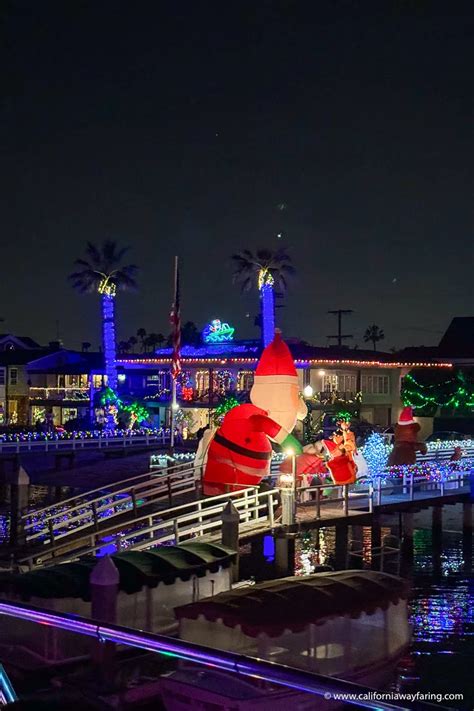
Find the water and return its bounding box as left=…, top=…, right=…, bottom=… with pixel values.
left=288, top=515, right=474, bottom=709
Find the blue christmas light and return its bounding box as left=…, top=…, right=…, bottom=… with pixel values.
left=102, top=292, right=117, bottom=390
left=260, top=283, right=275, bottom=347
left=362, top=432, right=390, bottom=478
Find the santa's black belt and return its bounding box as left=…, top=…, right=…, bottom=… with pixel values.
left=213, top=432, right=272, bottom=461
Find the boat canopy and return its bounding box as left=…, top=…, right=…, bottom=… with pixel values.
left=175, top=570, right=409, bottom=637
left=0, top=542, right=236, bottom=601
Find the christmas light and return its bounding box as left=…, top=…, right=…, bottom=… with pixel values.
left=362, top=432, right=390, bottom=478
left=202, top=319, right=235, bottom=343
left=117, top=356, right=452, bottom=368
left=260, top=284, right=275, bottom=348
left=98, top=278, right=117, bottom=297
left=102, top=292, right=117, bottom=392
left=402, top=370, right=474, bottom=414
left=212, top=396, right=240, bottom=425
left=257, top=268, right=275, bottom=290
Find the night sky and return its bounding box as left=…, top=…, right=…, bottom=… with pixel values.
left=1, top=1, right=472, bottom=351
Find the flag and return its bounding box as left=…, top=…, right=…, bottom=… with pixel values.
left=170, top=259, right=181, bottom=379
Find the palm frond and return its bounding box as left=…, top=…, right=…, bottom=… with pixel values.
left=70, top=241, right=138, bottom=294
left=85, top=242, right=101, bottom=266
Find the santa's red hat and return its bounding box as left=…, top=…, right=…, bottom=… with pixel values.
left=254, top=329, right=297, bottom=385
left=398, top=406, right=415, bottom=425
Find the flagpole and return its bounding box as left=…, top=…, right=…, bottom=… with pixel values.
left=170, top=255, right=178, bottom=454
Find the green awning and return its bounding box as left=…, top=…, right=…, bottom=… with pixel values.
left=0, top=542, right=236, bottom=601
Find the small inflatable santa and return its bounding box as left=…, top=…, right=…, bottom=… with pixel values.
left=388, top=406, right=427, bottom=466
left=203, top=329, right=307, bottom=495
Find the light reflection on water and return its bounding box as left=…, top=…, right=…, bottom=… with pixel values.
left=294, top=523, right=473, bottom=709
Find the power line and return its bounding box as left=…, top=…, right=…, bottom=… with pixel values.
left=327, top=309, right=353, bottom=347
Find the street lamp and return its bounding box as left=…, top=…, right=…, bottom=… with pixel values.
left=302, top=385, right=314, bottom=444
left=279, top=447, right=297, bottom=525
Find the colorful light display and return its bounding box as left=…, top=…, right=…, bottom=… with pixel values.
left=202, top=319, right=235, bottom=343
left=102, top=292, right=118, bottom=393
left=118, top=356, right=453, bottom=368
left=362, top=432, right=389, bottom=478
left=402, top=370, right=474, bottom=414
left=212, top=396, right=240, bottom=425
left=260, top=283, right=275, bottom=348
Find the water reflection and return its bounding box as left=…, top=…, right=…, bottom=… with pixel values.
left=292, top=522, right=473, bottom=709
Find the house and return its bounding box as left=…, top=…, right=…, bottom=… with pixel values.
left=0, top=334, right=42, bottom=352
left=0, top=335, right=54, bottom=425
left=26, top=350, right=105, bottom=426
left=116, top=336, right=452, bottom=434
left=0, top=323, right=456, bottom=432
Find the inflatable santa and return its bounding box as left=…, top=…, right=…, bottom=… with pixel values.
left=203, top=329, right=307, bottom=495
left=280, top=415, right=360, bottom=486
left=388, top=406, right=427, bottom=466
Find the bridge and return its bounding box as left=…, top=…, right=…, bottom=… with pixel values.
left=17, top=441, right=474, bottom=570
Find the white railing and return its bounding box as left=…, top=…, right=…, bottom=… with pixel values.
left=19, top=442, right=473, bottom=568
left=288, top=468, right=470, bottom=523
left=20, top=486, right=279, bottom=569
left=22, top=460, right=198, bottom=548
left=0, top=430, right=170, bottom=454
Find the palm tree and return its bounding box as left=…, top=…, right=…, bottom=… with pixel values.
left=69, top=241, right=137, bottom=391
left=156, top=333, right=165, bottom=349
left=364, top=324, right=385, bottom=352
left=128, top=335, right=138, bottom=353
left=181, top=321, right=201, bottom=346
left=137, top=328, right=147, bottom=353
left=231, top=248, right=295, bottom=346
left=118, top=340, right=131, bottom=355
left=145, top=333, right=160, bottom=352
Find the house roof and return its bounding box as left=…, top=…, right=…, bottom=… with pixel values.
left=174, top=570, right=409, bottom=637
left=0, top=334, right=41, bottom=349
left=0, top=542, right=236, bottom=601
left=0, top=349, right=53, bottom=366
left=27, top=350, right=104, bottom=373
left=438, top=317, right=474, bottom=358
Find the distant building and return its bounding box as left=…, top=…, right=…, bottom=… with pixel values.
left=0, top=334, right=41, bottom=351
left=0, top=336, right=54, bottom=424
left=0, top=323, right=460, bottom=431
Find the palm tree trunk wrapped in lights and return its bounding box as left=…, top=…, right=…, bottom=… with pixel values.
left=99, top=278, right=118, bottom=390
left=69, top=242, right=138, bottom=429
left=232, top=248, right=294, bottom=348
left=258, top=268, right=275, bottom=347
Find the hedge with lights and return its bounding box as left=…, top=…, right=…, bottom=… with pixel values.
left=401, top=368, right=474, bottom=416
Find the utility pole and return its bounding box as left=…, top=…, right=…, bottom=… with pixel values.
left=327, top=309, right=354, bottom=347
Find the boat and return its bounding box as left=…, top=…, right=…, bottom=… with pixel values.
left=159, top=570, right=410, bottom=710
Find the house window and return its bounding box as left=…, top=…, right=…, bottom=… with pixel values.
left=9, top=368, right=18, bottom=386
left=0, top=369, right=5, bottom=386
left=65, top=374, right=88, bottom=387
left=93, top=374, right=104, bottom=389
left=323, top=374, right=338, bottom=392
left=8, top=400, right=18, bottom=421
left=338, top=375, right=357, bottom=393
left=237, top=370, right=254, bottom=392
left=62, top=408, right=78, bottom=423
left=361, top=374, right=390, bottom=395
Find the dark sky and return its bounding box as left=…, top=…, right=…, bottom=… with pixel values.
left=1, top=1, right=472, bottom=351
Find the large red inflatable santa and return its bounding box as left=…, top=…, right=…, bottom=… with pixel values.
left=203, top=329, right=307, bottom=495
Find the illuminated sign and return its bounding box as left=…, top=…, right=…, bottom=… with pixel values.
left=202, top=319, right=235, bottom=344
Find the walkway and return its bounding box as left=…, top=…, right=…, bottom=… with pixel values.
left=18, top=467, right=471, bottom=570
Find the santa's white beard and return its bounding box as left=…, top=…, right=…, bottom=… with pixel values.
left=251, top=382, right=305, bottom=433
